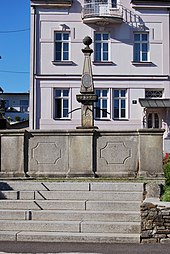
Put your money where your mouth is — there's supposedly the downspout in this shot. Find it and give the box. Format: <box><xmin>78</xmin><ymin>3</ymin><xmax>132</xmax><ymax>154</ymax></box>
<box><xmin>32</xmin><ymin>5</ymin><xmax>36</xmax><ymax>130</ymax></box>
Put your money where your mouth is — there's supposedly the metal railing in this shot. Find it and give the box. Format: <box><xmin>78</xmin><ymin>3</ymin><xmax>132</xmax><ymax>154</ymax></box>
<box><xmin>82</xmin><ymin>2</ymin><xmax>143</xmax><ymax>26</ymax></box>
<box><xmin>82</xmin><ymin>2</ymin><xmax>123</xmax><ymax>19</ymax></box>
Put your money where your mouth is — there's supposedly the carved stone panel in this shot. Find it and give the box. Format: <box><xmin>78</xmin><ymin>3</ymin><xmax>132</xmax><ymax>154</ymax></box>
<box><xmin>97</xmin><ymin>133</ymin><xmax>139</xmax><ymax>177</ymax></box>
<box><xmin>100</xmin><ymin>142</ymin><xmax>131</xmax><ymax>165</ymax></box>
<box><xmin>29</xmin><ymin>134</ymin><xmax>69</xmax><ymax>177</ymax></box>
<box><xmin>32</xmin><ymin>143</ymin><xmax>61</xmax><ymax>164</ymax></box>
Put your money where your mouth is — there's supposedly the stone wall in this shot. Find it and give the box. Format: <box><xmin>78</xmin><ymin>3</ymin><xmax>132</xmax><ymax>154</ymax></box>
<box><xmin>0</xmin><ymin>129</ymin><xmax>164</xmax><ymax>178</ymax></box>
<box><xmin>141</xmin><ymin>200</ymin><xmax>170</xmax><ymax>243</ymax></box>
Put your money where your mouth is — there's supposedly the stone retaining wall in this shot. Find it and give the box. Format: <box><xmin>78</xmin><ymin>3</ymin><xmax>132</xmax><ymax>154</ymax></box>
<box><xmin>141</xmin><ymin>200</ymin><xmax>170</xmax><ymax>243</ymax></box>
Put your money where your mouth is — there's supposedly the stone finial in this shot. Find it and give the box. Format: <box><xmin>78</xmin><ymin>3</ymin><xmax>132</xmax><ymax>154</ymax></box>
<box><xmin>83</xmin><ymin>36</ymin><xmax>92</xmax><ymax>46</ymax></box>
<box><xmin>82</xmin><ymin>36</ymin><xmax>93</xmax><ymax>54</ymax></box>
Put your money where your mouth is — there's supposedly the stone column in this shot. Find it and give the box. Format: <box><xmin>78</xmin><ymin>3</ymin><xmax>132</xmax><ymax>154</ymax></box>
<box><xmin>76</xmin><ymin>36</ymin><xmax>98</xmax><ymax>129</ymax></box>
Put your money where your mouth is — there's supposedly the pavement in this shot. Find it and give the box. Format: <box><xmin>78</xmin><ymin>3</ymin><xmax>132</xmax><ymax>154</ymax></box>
<box><xmin>0</xmin><ymin>242</ymin><xmax>170</xmax><ymax>254</ymax></box>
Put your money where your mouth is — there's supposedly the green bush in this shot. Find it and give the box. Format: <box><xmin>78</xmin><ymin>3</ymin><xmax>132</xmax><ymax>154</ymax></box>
<box><xmin>162</xmin><ymin>153</ymin><xmax>170</xmax><ymax>201</ymax></box>
<box><xmin>14</xmin><ymin>116</ymin><xmax>21</xmax><ymax>122</ymax></box>
<box><xmin>164</xmin><ymin>162</ymin><xmax>170</xmax><ymax>186</ymax></box>
<box><xmin>162</xmin><ymin>185</ymin><xmax>170</xmax><ymax>202</ymax></box>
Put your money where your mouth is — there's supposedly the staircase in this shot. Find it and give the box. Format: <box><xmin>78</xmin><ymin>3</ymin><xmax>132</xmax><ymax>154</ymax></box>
<box><xmin>0</xmin><ymin>181</ymin><xmax>143</xmax><ymax>243</ymax></box>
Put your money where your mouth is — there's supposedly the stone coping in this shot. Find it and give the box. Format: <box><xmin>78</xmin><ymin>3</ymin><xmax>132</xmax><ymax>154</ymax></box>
<box><xmin>0</xmin><ymin>129</ymin><xmax>164</xmax><ymax>135</ymax></box>
<box><xmin>144</xmin><ymin>198</ymin><xmax>170</xmax><ymax>208</ymax></box>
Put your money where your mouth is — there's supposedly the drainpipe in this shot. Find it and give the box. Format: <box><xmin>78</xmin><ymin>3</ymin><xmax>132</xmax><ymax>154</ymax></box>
<box><xmin>31</xmin><ymin>5</ymin><xmax>36</xmax><ymax>130</ymax></box>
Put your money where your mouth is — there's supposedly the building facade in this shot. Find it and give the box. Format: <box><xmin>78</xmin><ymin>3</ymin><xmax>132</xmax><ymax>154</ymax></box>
<box><xmin>1</xmin><ymin>92</ymin><xmax>29</xmax><ymax>123</ymax></box>
<box><xmin>30</xmin><ymin>0</ymin><xmax>170</xmax><ymax>149</ymax></box>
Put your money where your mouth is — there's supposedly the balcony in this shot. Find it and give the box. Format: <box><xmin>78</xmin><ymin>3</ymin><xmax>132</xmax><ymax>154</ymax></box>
<box><xmin>82</xmin><ymin>2</ymin><xmax>124</xmax><ymax>25</ymax></box>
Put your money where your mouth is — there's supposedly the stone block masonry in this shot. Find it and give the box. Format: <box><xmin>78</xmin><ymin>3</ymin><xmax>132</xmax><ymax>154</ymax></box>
<box><xmin>141</xmin><ymin>199</ymin><xmax>170</xmax><ymax>243</ymax></box>
<box><xmin>0</xmin><ymin>129</ymin><xmax>164</xmax><ymax>178</ymax></box>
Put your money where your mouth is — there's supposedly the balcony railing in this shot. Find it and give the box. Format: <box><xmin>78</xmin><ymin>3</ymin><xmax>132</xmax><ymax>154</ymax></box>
<box><xmin>82</xmin><ymin>2</ymin><xmax>144</xmax><ymax>27</ymax></box>
<box><xmin>82</xmin><ymin>2</ymin><xmax>124</xmax><ymax>23</ymax></box>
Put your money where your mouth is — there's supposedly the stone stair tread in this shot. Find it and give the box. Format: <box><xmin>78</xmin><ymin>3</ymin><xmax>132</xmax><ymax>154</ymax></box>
<box><xmin>0</xmin><ymin>181</ymin><xmax>144</xmax><ymax>192</ymax></box>
<box><xmin>0</xmin><ymin>190</ymin><xmax>143</xmax><ymax>201</ymax></box>
<box><xmin>90</xmin><ymin>182</ymin><xmax>144</xmax><ymax>192</ymax></box>
<box><xmin>0</xmin><ymin>181</ymin><xmax>143</xmax><ymax>243</ymax></box>
<box><xmin>0</xmin><ymin>220</ymin><xmax>141</xmax><ymax>234</ymax></box>
<box><xmin>0</xmin><ymin>200</ymin><xmax>86</xmax><ymax>210</ymax></box>
<box><xmin>0</xmin><ymin>220</ymin><xmax>80</xmax><ymax>232</ymax></box>
<box><xmin>35</xmin><ymin>190</ymin><xmax>143</xmax><ymax>201</ymax></box>
<box><xmin>0</xmin><ymin>200</ymin><xmax>41</xmax><ymax>210</ymax></box>
<box><xmin>0</xmin><ymin>231</ymin><xmax>141</xmax><ymax>243</ymax></box>
<box><xmin>17</xmin><ymin>231</ymin><xmax>140</xmax><ymax>243</ymax></box>
<box><xmin>0</xmin><ymin>209</ymin><xmax>141</xmax><ymax>222</ymax></box>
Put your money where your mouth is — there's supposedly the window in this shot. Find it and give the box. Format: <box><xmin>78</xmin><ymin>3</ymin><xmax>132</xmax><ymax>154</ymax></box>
<box><xmin>111</xmin><ymin>0</ymin><xmax>117</xmax><ymax>7</ymax></box>
<box><xmin>95</xmin><ymin>89</ymin><xmax>109</xmax><ymax>119</ymax></box>
<box><xmin>147</xmin><ymin>113</ymin><xmax>160</xmax><ymax>128</ymax></box>
<box><xmin>20</xmin><ymin>100</ymin><xmax>29</xmax><ymax>112</ymax></box>
<box><xmin>145</xmin><ymin>90</ymin><xmax>163</xmax><ymax>98</ymax></box>
<box><xmin>113</xmin><ymin>89</ymin><xmax>127</xmax><ymax>119</ymax></box>
<box><xmin>54</xmin><ymin>32</ymin><xmax>70</xmax><ymax>61</ymax></box>
<box><xmin>54</xmin><ymin>89</ymin><xmax>70</xmax><ymax>119</ymax></box>
<box><xmin>133</xmin><ymin>33</ymin><xmax>149</xmax><ymax>62</ymax></box>
<box><xmin>94</xmin><ymin>33</ymin><xmax>109</xmax><ymax>62</ymax></box>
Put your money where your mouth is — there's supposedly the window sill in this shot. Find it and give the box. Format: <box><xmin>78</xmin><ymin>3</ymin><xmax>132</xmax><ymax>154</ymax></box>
<box><xmin>93</xmin><ymin>61</ymin><xmax>114</xmax><ymax>66</ymax></box>
<box><xmin>113</xmin><ymin>118</ymin><xmax>129</xmax><ymax>121</ymax></box>
<box><xmin>131</xmin><ymin>61</ymin><xmax>153</xmax><ymax>66</ymax></box>
<box><xmin>52</xmin><ymin>61</ymin><xmax>74</xmax><ymax>66</ymax></box>
<box><xmin>95</xmin><ymin>118</ymin><xmax>111</xmax><ymax>121</ymax></box>
<box><xmin>54</xmin><ymin>118</ymin><xmax>71</xmax><ymax>120</ymax></box>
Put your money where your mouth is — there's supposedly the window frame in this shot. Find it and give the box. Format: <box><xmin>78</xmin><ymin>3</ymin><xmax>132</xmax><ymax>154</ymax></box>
<box><xmin>110</xmin><ymin>0</ymin><xmax>117</xmax><ymax>8</ymax></box>
<box><xmin>94</xmin><ymin>32</ymin><xmax>110</xmax><ymax>62</ymax></box>
<box><xmin>112</xmin><ymin>89</ymin><xmax>127</xmax><ymax>120</ymax></box>
<box><xmin>147</xmin><ymin>112</ymin><xmax>160</xmax><ymax>129</ymax></box>
<box><xmin>54</xmin><ymin>32</ymin><xmax>70</xmax><ymax>62</ymax></box>
<box><xmin>54</xmin><ymin>88</ymin><xmax>70</xmax><ymax>120</ymax></box>
<box><xmin>133</xmin><ymin>32</ymin><xmax>149</xmax><ymax>62</ymax></box>
<box><xmin>95</xmin><ymin>89</ymin><xmax>110</xmax><ymax>120</ymax></box>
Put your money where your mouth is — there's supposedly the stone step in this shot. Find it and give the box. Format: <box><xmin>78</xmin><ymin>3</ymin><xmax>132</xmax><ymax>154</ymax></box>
<box><xmin>0</xmin><ymin>231</ymin><xmax>140</xmax><ymax>243</ymax></box>
<box><xmin>86</xmin><ymin>200</ymin><xmax>141</xmax><ymax>211</ymax></box>
<box><xmin>31</xmin><ymin>210</ymin><xmax>141</xmax><ymax>222</ymax></box>
<box><xmin>35</xmin><ymin>190</ymin><xmax>142</xmax><ymax>201</ymax></box>
<box><xmin>81</xmin><ymin>221</ymin><xmax>141</xmax><ymax>234</ymax></box>
<box><xmin>0</xmin><ymin>200</ymin><xmax>41</xmax><ymax>210</ymax></box>
<box><xmin>0</xmin><ymin>220</ymin><xmax>140</xmax><ymax>234</ymax></box>
<box><xmin>0</xmin><ymin>220</ymin><xmax>80</xmax><ymax>232</ymax></box>
<box><xmin>90</xmin><ymin>182</ymin><xmax>144</xmax><ymax>192</ymax></box>
<box><xmin>0</xmin><ymin>200</ymin><xmax>86</xmax><ymax>210</ymax></box>
<box><xmin>0</xmin><ymin>181</ymin><xmax>144</xmax><ymax>192</ymax></box>
<box><xmin>0</xmin><ymin>190</ymin><xmax>143</xmax><ymax>201</ymax></box>
<box><xmin>0</xmin><ymin>181</ymin><xmax>143</xmax><ymax>244</ymax></box>
<box><xmin>0</xmin><ymin>199</ymin><xmax>141</xmax><ymax>211</ymax></box>
<box><xmin>0</xmin><ymin>210</ymin><xmax>141</xmax><ymax>222</ymax></box>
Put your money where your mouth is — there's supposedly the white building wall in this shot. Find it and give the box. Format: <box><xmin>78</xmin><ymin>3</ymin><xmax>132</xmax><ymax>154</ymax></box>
<box><xmin>30</xmin><ymin>0</ymin><xmax>170</xmax><ymax>131</ymax></box>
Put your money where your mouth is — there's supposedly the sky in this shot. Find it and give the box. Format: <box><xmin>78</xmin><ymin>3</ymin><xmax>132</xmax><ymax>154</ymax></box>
<box><xmin>0</xmin><ymin>0</ymin><xmax>30</xmax><ymax>93</ymax></box>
